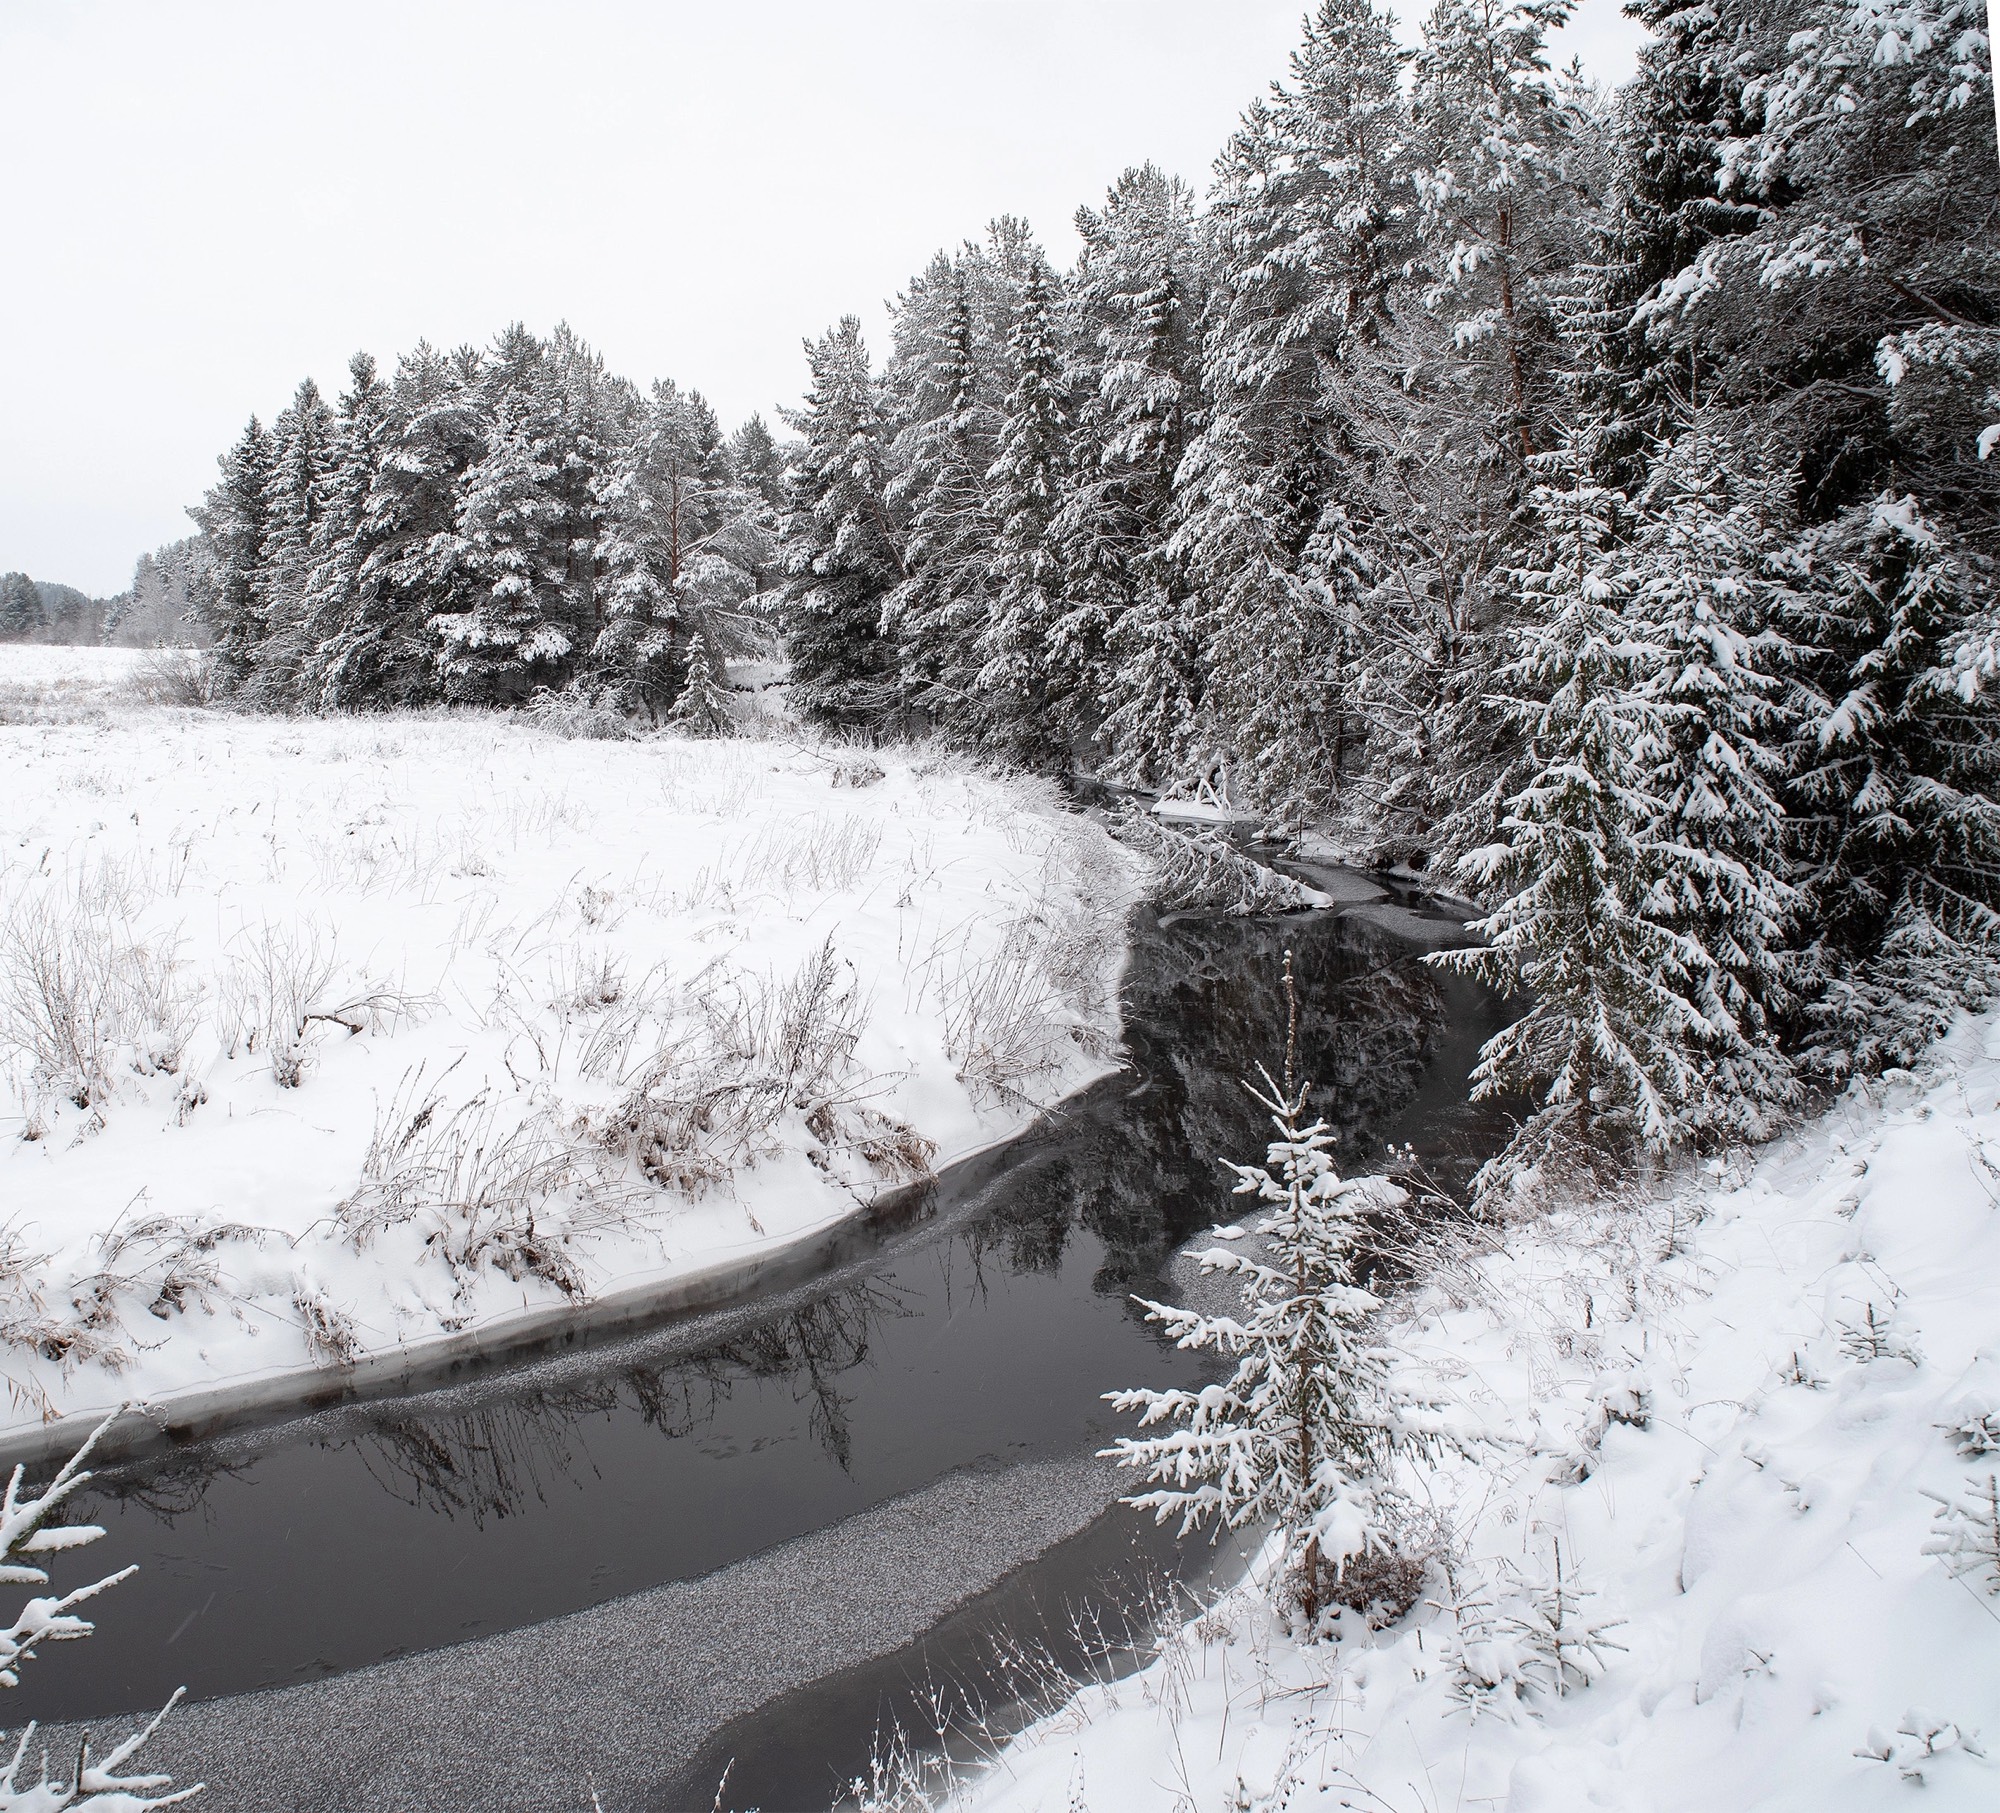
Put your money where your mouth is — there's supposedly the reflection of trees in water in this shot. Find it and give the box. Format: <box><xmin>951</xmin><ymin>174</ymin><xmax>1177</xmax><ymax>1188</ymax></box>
<box><xmin>83</xmin><ymin>1449</ymin><xmax>256</xmax><ymax>1523</ymax></box>
<box><xmin>75</xmin><ymin>1279</ymin><xmax>911</xmax><ymax>1531</ymax></box>
<box><xmin>966</xmin><ymin>912</ymin><xmax>1457</xmax><ymax>1292</ymax></box>
<box><xmin>354</xmin><ymin>1280</ymin><xmax>911</xmax><ymax>1520</ymax></box>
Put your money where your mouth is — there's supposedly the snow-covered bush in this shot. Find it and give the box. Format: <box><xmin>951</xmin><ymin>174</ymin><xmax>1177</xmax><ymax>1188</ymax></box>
<box><xmin>340</xmin><ymin>1076</ymin><xmax>637</xmax><ymax>1302</ymax></box>
<box><xmin>586</xmin><ymin>937</ymin><xmax>932</xmax><ymax>1200</ymax></box>
<box><xmin>121</xmin><ymin>650</ymin><xmax>218</xmax><ymax>712</ymax></box>
<box><xmin>0</xmin><ymin>888</ymin><xmax>197</xmax><ymax>1126</ymax></box>
<box><xmin>0</xmin><ymin>1422</ymin><xmax>199</xmax><ymax>1807</ymax></box>
<box><xmin>932</xmin><ymin>817</ymin><xmax>1136</xmax><ymax>1109</ymax></box>
<box><xmin>521</xmin><ymin>685</ymin><xmax>635</xmax><ymax>742</ymax></box>
<box><xmin>215</xmin><ymin>922</ymin><xmax>412</xmax><ymax>1089</ymax></box>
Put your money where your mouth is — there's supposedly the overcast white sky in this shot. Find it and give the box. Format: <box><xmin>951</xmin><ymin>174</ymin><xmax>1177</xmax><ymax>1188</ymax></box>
<box><xmin>0</xmin><ymin>2</ymin><xmax>1648</xmax><ymax>595</ymax></box>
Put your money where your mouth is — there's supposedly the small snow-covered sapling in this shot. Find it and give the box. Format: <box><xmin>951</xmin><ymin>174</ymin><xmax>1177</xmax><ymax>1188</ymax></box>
<box><xmin>1922</xmin><ymin>1473</ymin><xmax>2000</xmax><ymax>1595</ymax></box>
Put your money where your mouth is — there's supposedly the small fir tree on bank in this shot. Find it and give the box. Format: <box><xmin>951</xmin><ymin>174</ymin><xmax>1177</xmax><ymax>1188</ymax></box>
<box><xmin>1104</xmin><ymin>956</ymin><xmax>1440</xmax><ymax>1634</ymax></box>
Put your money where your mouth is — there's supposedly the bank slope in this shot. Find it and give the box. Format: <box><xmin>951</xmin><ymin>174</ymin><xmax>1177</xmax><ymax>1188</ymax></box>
<box><xmin>966</xmin><ymin>1014</ymin><xmax>2000</xmax><ymax>1813</ymax></box>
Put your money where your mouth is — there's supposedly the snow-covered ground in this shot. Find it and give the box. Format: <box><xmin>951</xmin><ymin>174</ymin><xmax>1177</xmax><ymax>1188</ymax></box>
<box><xmin>960</xmin><ymin>1017</ymin><xmax>2000</xmax><ymax>1812</ymax></box>
<box><xmin>0</xmin><ymin>643</ymin><xmax>150</xmax><ymax>718</ymax></box>
<box><xmin>0</xmin><ymin>669</ymin><xmax>1140</xmax><ymax>1441</ymax></box>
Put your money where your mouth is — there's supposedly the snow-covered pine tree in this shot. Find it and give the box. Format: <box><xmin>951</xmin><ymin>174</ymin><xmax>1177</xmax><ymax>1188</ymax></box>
<box><xmin>975</xmin><ymin>260</ymin><xmax>1074</xmax><ymax>766</ymax></box>
<box><xmin>1431</xmin><ymin>436</ymin><xmax>1720</xmax><ymax>1182</ymax></box>
<box><xmin>666</xmin><ymin>629</ymin><xmax>732</xmax><ymax>737</ymax></box>
<box><xmin>1408</xmin><ymin>0</ymin><xmax>1592</xmax><ymax>469</ymax></box>
<box><xmin>437</xmin><ymin>382</ymin><xmax>571</xmax><ymax>705</ymax></box>
<box><xmin>588</xmin><ymin>378</ymin><xmax>734</xmax><ymax>718</ymax></box>
<box><xmin>883</xmin><ymin>276</ymin><xmax>996</xmax><ymax>734</ymax></box>
<box><xmin>188</xmin><ymin>415</ymin><xmax>273</xmax><ymax>689</ymax></box>
<box><xmin>331</xmin><ymin>341</ymin><xmax>484</xmax><ymax>706</ymax></box>
<box><xmin>1627</xmin><ymin>418</ymin><xmax>1801</xmax><ymax>1133</ymax></box>
<box><xmin>1781</xmin><ymin>492</ymin><xmax>2000</xmax><ymax>1072</ymax></box>
<box><xmin>1105</xmin><ymin>972</ymin><xmax>1436</xmax><ymax>1633</ymax></box>
<box><xmin>543</xmin><ymin>323</ymin><xmax>628</xmax><ymax>653</ymax></box>
<box><xmin>779</xmin><ymin>316</ymin><xmax>905</xmax><ymax>731</ymax></box>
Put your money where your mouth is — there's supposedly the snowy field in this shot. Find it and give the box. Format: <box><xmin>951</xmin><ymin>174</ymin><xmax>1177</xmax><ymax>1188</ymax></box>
<box><xmin>0</xmin><ymin>661</ymin><xmax>1140</xmax><ymax>1440</ymax></box>
<box><xmin>961</xmin><ymin>1019</ymin><xmax>2000</xmax><ymax>1812</ymax></box>
<box><xmin>0</xmin><ymin>643</ymin><xmax>151</xmax><ymax>719</ymax></box>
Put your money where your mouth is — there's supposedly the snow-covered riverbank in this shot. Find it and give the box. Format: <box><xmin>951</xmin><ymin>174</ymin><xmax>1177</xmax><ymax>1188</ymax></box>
<box><xmin>962</xmin><ymin>1015</ymin><xmax>2000</xmax><ymax>1812</ymax></box>
<box><xmin>0</xmin><ymin>684</ymin><xmax>1141</xmax><ymax>1445</ymax></box>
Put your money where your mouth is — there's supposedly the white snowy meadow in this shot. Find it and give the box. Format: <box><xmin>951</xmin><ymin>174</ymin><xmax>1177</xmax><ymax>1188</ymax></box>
<box><xmin>950</xmin><ymin>1018</ymin><xmax>2000</xmax><ymax>1813</ymax></box>
<box><xmin>0</xmin><ymin>661</ymin><xmax>1140</xmax><ymax>1439</ymax></box>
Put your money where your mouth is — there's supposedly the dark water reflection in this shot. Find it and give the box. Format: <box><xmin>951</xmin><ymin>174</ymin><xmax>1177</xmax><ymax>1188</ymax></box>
<box><xmin>8</xmin><ymin>897</ymin><xmax>1509</xmax><ymax>1731</ymax></box>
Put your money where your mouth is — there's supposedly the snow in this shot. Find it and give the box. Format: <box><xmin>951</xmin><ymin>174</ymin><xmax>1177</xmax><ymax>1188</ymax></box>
<box><xmin>0</xmin><ymin>659</ymin><xmax>1142</xmax><ymax>1446</ymax></box>
<box><xmin>961</xmin><ymin>1015</ymin><xmax>2000</xmax><ymax>1811</ymax></box>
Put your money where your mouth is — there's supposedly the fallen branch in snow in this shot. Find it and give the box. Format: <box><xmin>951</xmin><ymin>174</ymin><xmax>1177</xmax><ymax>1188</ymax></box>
<box><xmin>0</xmin><ymin>1417</ymin><xmax>201</xmax><ymax>1807</ymax></box>
<box><xmin>1107</xmin><ymin>811</ymin><xmax>1325</xmax><ymax>915</ymax></box>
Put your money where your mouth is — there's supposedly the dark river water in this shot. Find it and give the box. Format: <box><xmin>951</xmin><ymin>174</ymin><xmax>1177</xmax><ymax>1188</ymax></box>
<box><xmin>8</xmin><ymin>887</ymin><xmax>1510</xmax><ymax>1804</ymax></box>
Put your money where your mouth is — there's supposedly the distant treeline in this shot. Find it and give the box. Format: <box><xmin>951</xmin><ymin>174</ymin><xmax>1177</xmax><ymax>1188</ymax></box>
<box><xmin>1</xmin><ymin>544</ymin><xmax>209</xmax><ymax>649</ymax></box>
<box><xmin>154</xmin><ymin>325</ymin><xmax>782</xmax><ymax>717</ymax></box>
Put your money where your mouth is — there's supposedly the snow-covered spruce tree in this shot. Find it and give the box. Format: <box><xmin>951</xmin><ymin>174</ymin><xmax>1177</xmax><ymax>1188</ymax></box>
<box><xmin>243</xmin><ymin>377</ymin><xmax>337</xmax><ymax>705</ymax></box>
<box><xmin>779</xmin><ymin>316</ymin><xmax>905</xmax><ymax>732</ymax></box>
<box><xmin>1057</xmin><ymin>165</ymin><xmax>1206</xmax><ymax>763</ymax></box>
<box><xmin>1627</xmin><ymin>418</ymin><xmax>1802</xmax><ymax>1133</ymax></box>
<box><xmin>666</xmin><ymin>630</ymin><xmax>732</xmax><ymax>737</ymax></box>
<box><xmin>1637</xmin><ymin>0</ymin><xmax>1998</xmax><ymax>521</ymax></box>
<box><xmin>720</xmin><ymin>413</ymin><xmax>787</xmax><ymax>596</ymax></box>
<box><xmin>299</xmin><ymin>343</ymin><xmax>479</xmax><ymax>707</ymax></box>
<box><xmin>1166</xmin><ymin>0</ymin><xmax>1406</xmax><ymax>818</ymax></box>
<box><xmin>296</xmin><ymin>352</ymin><xmax>394</xmax><ymax>709</ymax></box>
<box><xmin>1781</xmin><ymin>492</ymin><xmax>2000</xmax><ymax>1073</ymax></box>
<box><xmin>0</xmin><ymin>1422</ymin><xmax>199</xmax><ymax>1807</ymax></box>
<box><xmin>1430</xmin><ymin>439</ymin><xmax>1724</xmax><ymax>1186</ymax></box>
<box><xmin>1104</xmin><ymin>962</ymin><xmax>1441</xmax><ymax>1633</ymax></box>
<box><xmin>1585</xmin><ymin>0</ymin><xmax>1773</xmax><ymax>489</ymax></box>
<box><xmin>882</xmin><ymin>277</ymin><xmax>996</xmax><ymax>735</ymax></box>
<box><xmin>975</xmin><ymin>260</ymin><xmax>1074</xmax><ymax>767</ymax></box>
<box><xmin>186</xmin><ymin>416</ymin><xmax>272</xmax><ymax>689</ymax></box>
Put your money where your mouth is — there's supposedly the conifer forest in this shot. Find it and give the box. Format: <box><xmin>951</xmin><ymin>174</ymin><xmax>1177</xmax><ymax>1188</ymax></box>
<box><xmin>148</xmin><ymin>0</ymin><xmax>2000</xmax><ymax>1180</ymax></box>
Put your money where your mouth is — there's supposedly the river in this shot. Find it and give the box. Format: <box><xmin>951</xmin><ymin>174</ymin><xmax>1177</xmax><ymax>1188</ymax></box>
<box><xmin>7</xmin><ymin>882</ymin><xmax>1509</xmax><ymax>1810</ymax></box>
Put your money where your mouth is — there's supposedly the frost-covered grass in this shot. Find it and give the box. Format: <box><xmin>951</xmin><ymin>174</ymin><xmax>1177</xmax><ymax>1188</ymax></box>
<box><xmin>952</xmin><ymin>1016</ymin><xmax>2000</xmax><ymax>1812</ymax></box>
<box><xmin>0</xmin><ymin>664</ymin><xmax>1141</xmax><ymax>1435</ymax></box>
